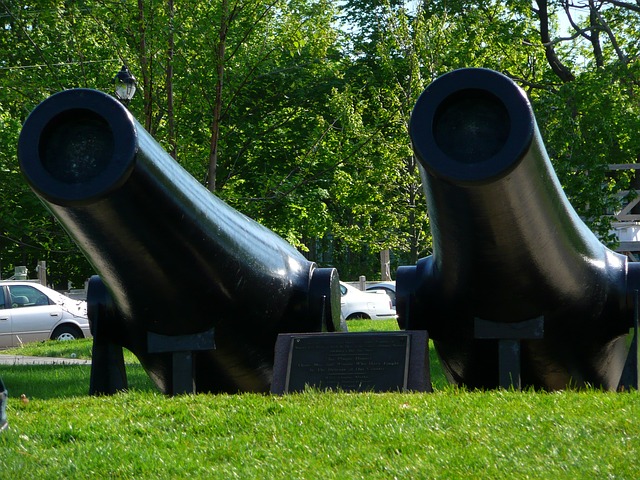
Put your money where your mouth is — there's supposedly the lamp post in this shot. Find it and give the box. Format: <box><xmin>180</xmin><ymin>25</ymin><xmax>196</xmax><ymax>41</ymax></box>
<box><xmin>113</xmin><ymin>65</ymin><xmax>136</xmax><ymax>106</ymax></box>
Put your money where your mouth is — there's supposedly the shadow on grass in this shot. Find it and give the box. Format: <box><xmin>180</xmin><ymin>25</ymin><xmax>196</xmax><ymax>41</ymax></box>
<box><xmin>1</xmin><ymin>364</ymin><xmax>157</xmax><ymax>400</ymax></box>
<box><xmin>428</xmin><ymin>347</ymin><xmax>449</xmax><ymax>391</ymax></box>
<box><xmin>2</xmin><ymin>352</ymin><xmax>450</xmax><ymax>398</ymax></box>
<box><xmin>1</xmin><ymin>320</ymin><xmax>451</xmax><ymax>398</ymax></box>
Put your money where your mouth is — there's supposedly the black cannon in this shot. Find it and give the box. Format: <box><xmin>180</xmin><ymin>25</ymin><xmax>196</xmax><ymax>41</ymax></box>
<box><xmin>18</xmin><ymin>89</ymin><xmax>342</xmax><ymax>394</ymax></box>
<box><xmin>398</xmin><ymin>68</ymin><xmax>639</xmax><ymax>390</ymax></box>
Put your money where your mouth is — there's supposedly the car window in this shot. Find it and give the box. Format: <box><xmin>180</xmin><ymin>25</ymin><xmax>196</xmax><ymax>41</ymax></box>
<box><xmin>340</xmin><ymin>285</ymin><xmax>347</xmax><ymax>296</ymax></box>
<box><xmin>0</xmin><ymin>288</ymin><xmax>5</xmax><ymax>310</ymax></box>
<box><xmin>8</xmin><ymin>285</ymin><xmax>51</xmax><ymax>308</ymax></box>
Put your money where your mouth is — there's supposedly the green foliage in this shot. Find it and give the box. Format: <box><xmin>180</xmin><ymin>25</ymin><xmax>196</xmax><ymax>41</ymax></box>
<box><xmin>0</xmin><ymin>1</ymin><xmax>117</xmax><ymax>286</ymax></box>
<box><xmin>1</xmin><ymin>0</ymin><xmax>639</xmax><ymax>283</ymax></box>
<box><xmin>533</xmin><ymin>61</ymin><xmax>640</xmax><ymax>242</ymax></box>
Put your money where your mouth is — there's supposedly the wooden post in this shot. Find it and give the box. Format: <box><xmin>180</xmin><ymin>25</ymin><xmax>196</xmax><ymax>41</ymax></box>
<box><xmin>37</xmin><ymin>260</ymin><xmax>47</xmax><ymax>286</ymax></box>
<box><xmin>380</xmin><ymin>249</ymin><xmax>391</xmax><ymax>281</ymax></box>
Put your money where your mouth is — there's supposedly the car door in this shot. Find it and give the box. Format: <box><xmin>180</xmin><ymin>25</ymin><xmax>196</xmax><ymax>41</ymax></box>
<box><xmin>0</xmin><ymin>286</ymin><xmax>12</xmax><ymax>348</ymax></box>
<box><xmin>7</xmin><ymin>284</ymin><xmax>63</xmax><ymax>346</ymax></box>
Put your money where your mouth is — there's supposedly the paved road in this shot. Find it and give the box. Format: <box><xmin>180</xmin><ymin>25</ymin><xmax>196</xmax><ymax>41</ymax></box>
<box><xmin>0</xmin><ymin>355</ymin><xmax>91</xmax><ymax>365</ymax></box>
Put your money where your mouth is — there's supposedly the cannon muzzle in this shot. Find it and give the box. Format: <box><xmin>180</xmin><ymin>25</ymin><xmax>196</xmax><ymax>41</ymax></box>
<box><xmin>18</xmin><ymin>89</ymin><xmax>342</xmax><ymax>393</ymax></box>
<box><xmin>399</xmin><ymin>68</ymin><xmax>639</xmax><ymax>390</ymax></box>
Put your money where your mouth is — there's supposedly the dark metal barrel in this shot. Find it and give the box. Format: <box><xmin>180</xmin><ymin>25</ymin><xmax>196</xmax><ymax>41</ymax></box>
<box><xmin>399</xmin><ymin>68</ymin><xmax>639</xmax><ymax>390</ymax></box>
<box><xmin>18</xmin><ymin>88</ymin><xmax>342</xmax><ymax>393</ymax></box>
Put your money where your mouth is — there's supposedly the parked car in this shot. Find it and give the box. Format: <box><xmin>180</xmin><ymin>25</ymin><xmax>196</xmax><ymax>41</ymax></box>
<box><xmin>340</xmin><ymin>282</ymin><xmax>396</xmax><ymax>320</ymax></box>
<box><xmin>0</xmin><ymin>281</ymin><xmax>91</xmax><ymax>348</ymax></box>
<box><xmin>366</xmin><ymin>281</ymin><xmax>396</xmax><ymax>307</ymax></box>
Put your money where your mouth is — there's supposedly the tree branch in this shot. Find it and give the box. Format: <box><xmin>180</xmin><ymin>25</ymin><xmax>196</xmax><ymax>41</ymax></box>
<box><xmin>593</xmin><ymin>6</ymin><xmax>629</xmax><ymax>63</ymax></box>
<box><xmin>534</xmin><ymin>0</ymin><xmax>575</xmax><ymax>82</ymax></box>
<box><xmin>606</xmin><ymin>0</ymin><xmax>640</xmax><ymax>14</ymax></box>
<box><xmin>539</xmin><ymin>26</ymin><xmax>600</xmax><ymax>47</ymax></box>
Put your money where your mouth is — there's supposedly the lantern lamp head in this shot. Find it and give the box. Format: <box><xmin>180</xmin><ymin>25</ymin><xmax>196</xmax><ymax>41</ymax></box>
<box><xmin>114</xmin><ymin>65</ymin><xmax>137</xmax><ymax>103</ymax></box>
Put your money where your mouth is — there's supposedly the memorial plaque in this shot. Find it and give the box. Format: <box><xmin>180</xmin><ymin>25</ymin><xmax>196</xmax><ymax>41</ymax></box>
<box><xmin>271</xmin><ymin>331</ymin><xmax>430</xmax><ymax>394</ymax></box>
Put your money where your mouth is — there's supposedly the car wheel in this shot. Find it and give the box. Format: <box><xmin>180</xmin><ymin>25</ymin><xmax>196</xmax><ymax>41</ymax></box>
<box><xmin>51</xmin><ymin>325</ymin><xmax>82</xmax><ymax>341</ymax></box>
<box><xmin>346</xmin><ymin>313</ymin><xmax>370</xmax><ymax>320</ymax></box>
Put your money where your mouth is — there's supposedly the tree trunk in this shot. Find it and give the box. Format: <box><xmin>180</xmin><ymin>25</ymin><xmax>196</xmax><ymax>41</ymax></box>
<box><xmin>137</xmin><ymin>0</ymin><xmax>153</xmax><ymax>132</ymax></box>
<box><xmin>406</xmin><ymin>155</ymin><xmax>421</xmax><ymax>265</ymax></box>
<box><xmin>208</xmin><ymin>0</ymin><xmax>229</xmax><ymax>193</ymax></box>
<box><xmin>535</xmin><ymin>0</ymin><xmax>575</xmax><ymax>83</ymax></box>
<box><xmin>166</xmin><ymin>0</ymin><xmax>176</xmax><ymax>159</ymax></box>
<box><xmin>589</xmin><ymin>2</ymin><xmax>604</xmax><ymax>67</ymax></box>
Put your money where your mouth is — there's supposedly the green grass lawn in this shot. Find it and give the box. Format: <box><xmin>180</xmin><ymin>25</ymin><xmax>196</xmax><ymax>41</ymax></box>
<box><xmin>1</xmin><ymin>320</ymin><xmax>639</xmax><ymax>478</ymax></box>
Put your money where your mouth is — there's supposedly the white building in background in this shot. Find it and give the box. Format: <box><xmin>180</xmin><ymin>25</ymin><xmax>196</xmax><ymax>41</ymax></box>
<box><xmin>609</xmin><ymin>164</ymin><xmax>640</xmax><ymax>261</ymax></box>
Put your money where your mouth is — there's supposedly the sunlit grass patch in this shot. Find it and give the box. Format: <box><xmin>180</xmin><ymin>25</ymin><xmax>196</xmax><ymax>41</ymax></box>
<box><xmin>1</xmin><ymin>388</ymin><xmax>639</xmax><ymax>478</ymax></box>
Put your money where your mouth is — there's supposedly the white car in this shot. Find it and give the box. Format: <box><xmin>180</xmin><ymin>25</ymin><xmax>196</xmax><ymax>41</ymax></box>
<box><xmin>0</xmin><ymin>281</ymin><xmax>91</xmax><ymax>348</ymax></box>
<box><xmin>366</xmin><ymin>281</ymin><xmax>396</xmax><ymax>308</ymax></box>
<box><xmin>340</xmin><ymin>282</ymin><xmax>396</xmax><ymax>320</ymax></box>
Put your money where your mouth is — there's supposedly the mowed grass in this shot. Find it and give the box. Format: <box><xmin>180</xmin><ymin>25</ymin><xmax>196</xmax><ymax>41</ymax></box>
<box><xmin>1</xmin><ymin>320</ymin><xmax>639</xmax><ymax>478</ymax></box>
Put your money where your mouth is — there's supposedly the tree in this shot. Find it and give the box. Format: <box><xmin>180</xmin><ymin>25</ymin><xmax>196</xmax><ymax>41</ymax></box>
<box><xmin>529</xmin><ymin>0</ymin><xmax>640</xmax><ymax>242</ymax></box>
<box><xmin>1</xmin><ymin>0</ymin><xmax>638</xmax><ymax>286</ymax></box>
<box><xmin>0</xmin><ymin>0</ymin><xmax>353</xmax><ymax>278</ymax></box>
<box><xmin>0</xmin><ymin>0</ymin><xmax>117</xmax><ymax>286</ymax></box>
<box><xmin>327</xmin><ymin>0</ymin><xmax>552</xmax><ymax>275</ymax></box>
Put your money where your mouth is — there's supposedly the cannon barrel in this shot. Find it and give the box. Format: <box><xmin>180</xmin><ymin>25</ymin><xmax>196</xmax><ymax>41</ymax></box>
<box><xmin>399</xmin><ymin>68</ymin><xmax>640</xmax><ymax>390</ymax></box>
<box><xmin>18</xmin><ymin>88</ymin><xmax>341</xmax><ymax>393</ymax></box>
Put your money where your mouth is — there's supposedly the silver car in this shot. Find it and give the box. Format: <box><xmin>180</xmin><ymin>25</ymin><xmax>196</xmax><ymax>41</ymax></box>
<box><xmin>340</xmin><ymin>282</ymin><xmax>397</xmax><ymax>320</ymax></box>
<box><xmin>0</xmin><ymin>281</ymin><xmax>91</xmax><ymax>348</ymax></box>
<box><xmin>366</xmin><ymin>281</ymin><xmax>396</xmax><ymax>308</ymax></box>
